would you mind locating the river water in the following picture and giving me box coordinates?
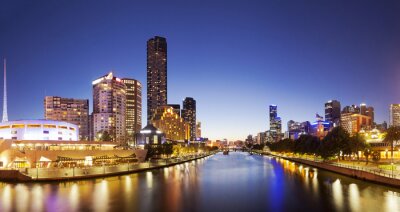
[1,152,400,212]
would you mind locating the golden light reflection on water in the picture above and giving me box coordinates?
[348,183,360,211]
[385,191,400,211]
[93,180,109,212]
[332,179,343,211]
[69,183,79,212]
[15,184,29,212]
[31,184,43,212]
[1,184,11,212]
[146,171,153,188]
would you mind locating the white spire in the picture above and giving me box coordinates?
[2,58,8,122]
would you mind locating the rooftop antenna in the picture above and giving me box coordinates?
[2,58,8,122]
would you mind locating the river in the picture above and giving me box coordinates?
[1,152,400,211]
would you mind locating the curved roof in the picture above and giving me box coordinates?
[0,119,78,128]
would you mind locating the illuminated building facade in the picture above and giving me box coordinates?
[0,120,78,141]
[121,78,142,143]
[0,139,147,168]
[342,104,360,114]
[151,106,190,141]
[287,120,310,140]
[167,104,181,116]
[311,114,330,139]
[196,122,201,139]
[92,72,126,143]
[325,100,341,127]
[182,97,196,141]
[340,113,372,136]
[147,36,167,123]
[136,124,166,146]
[269,105,282,141]
[390,104,400,127]
[44,96,89,140]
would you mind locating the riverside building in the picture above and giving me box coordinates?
[147,36,168,123]
[92,72,127,144]
[121,78,142,145]
[44,96,89,140]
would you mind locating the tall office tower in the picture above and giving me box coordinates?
[325,100,341,126]
[196,122,201,138]
[269,105,281,133]
[342,104,360,114]
[366,106,374,123]
[269,105,282,141]
[390,104,400,127]
[122,78,142,143]
[360,103,367,115]
[147,36,167,123]
[182,97,196,141]
[92,72,126,144]
[44,96,89,140]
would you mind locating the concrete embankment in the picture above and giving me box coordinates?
[0,153,216,182]
[266,153,400,188]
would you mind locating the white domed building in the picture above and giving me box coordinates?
[0,120,79,141]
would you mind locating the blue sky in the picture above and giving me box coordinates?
[1,0,400,140]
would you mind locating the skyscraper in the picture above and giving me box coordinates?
[44,96,89,140]
[325,100,341,127]
[147,36,167,123]
[360,103,367,115]
[182,97,196,141]
[269,105,282,141]
[366,106,374,123]
[92,72,126,144]
[2,59,8,123]
[390,104,400,127]
[122,78,142,143]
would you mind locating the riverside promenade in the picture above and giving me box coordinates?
[263,151,400,188]
[0,152,217,182]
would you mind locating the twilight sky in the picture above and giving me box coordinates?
[1,0,400,140]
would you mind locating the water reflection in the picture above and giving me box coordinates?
[1,184,11,212]
[0,153,400,212]
[93,180,109,212]
[349,183,360,211]
[69,183,79,212]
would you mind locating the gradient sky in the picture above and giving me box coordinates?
[1,0,400,140]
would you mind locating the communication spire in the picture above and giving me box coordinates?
[2,58,8,122]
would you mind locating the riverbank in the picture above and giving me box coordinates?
[0,152,217,182]
[264,151,400,188]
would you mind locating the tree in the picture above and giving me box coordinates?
[96,130,112,142]
[383,126,400,161]
[349,133,367,161]
[320,127,351,160]
[162,143,174,157]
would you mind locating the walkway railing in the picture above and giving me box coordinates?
[16,152,216,180]
[261,151,400,180]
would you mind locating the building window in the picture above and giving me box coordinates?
[58,137,62,140]
[43,130,49,134]
[58,132,62,135]
[11,130,17,135]
[11,137,17,140]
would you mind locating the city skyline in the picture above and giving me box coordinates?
[1,1,400,140]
